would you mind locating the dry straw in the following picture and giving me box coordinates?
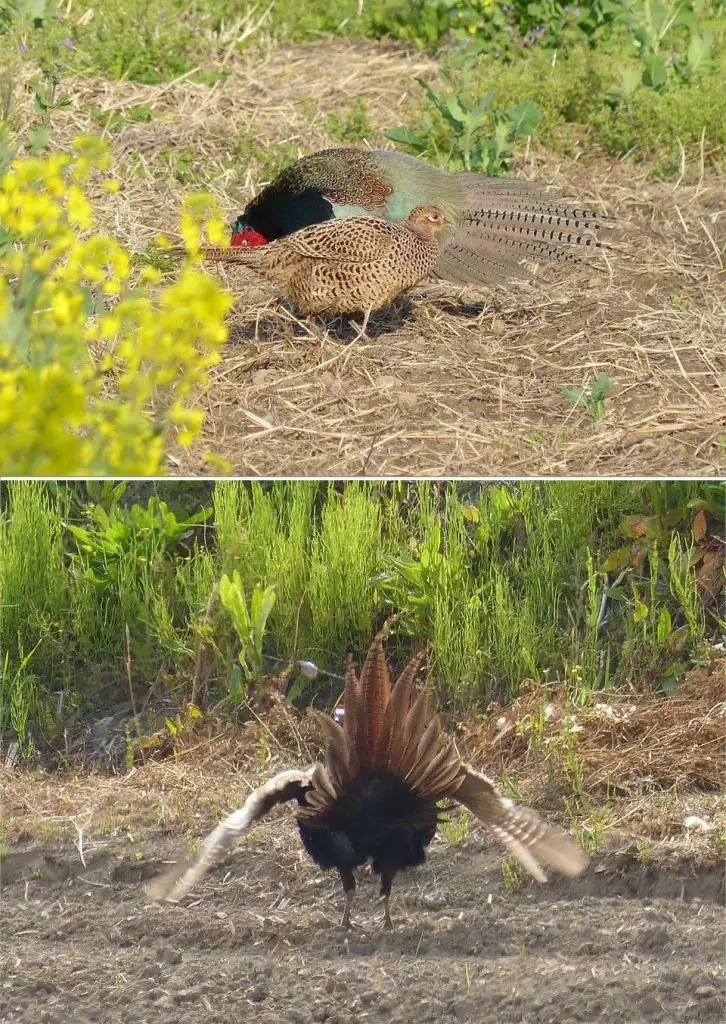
[6,40,726,475]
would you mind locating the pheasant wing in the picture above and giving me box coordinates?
[146,768,313,903]
[450,766,589,882]
[282,217,395,263]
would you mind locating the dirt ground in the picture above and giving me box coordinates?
[1,826,724,1024]
[12,40,726,477]
[2,668,724,1022]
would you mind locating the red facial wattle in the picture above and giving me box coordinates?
[231,225,268,248]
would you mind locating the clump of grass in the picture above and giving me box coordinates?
[325,97,374,144]
[440,807,470,846]
[501,856,529,893]
[0,479,720,751]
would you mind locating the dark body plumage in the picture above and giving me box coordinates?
[298,768,437,876]
[150,633,588,928]
[232,147,611,287]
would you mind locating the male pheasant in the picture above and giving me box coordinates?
[230,147,610,286]
[149,632,588,929]
[178,204,447,334]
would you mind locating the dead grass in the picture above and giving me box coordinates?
[463,655,725,794]
[9,40,726,476]
[3,657,724,870]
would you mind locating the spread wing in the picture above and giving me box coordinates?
[448,766,589,882]
[146,768,314,903]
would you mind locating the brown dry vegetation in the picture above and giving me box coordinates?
[11,40,725,477]
[3,655,724,866]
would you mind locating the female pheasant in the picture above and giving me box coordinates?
[149,633,588,929]
[178,204,447,334]
[230,147,610,286]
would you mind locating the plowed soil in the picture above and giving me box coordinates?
[2,833,723,1024]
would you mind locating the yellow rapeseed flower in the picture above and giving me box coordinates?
[0,141,232,475]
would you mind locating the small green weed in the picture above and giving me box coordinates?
[387,63,540,175]
[564,797,610,854]
[439,806,470,846]
[92,104,153,133]
[635,837,656,862]
[219,571,277,687]
[562,372,612,421]
[501,856,529,893]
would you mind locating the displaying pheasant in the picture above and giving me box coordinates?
[175,205,447,334]
[149,633,588,928]
[230,147,610,286]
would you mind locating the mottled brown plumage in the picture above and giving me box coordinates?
[175,205,446,327]
[149,632,588,929]
[231,148,612,286]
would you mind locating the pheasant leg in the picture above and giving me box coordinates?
[351,307,372,343]
[380,870,395,930]
[339,867,356,929]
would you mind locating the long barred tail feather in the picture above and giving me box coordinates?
[436,176,612,285]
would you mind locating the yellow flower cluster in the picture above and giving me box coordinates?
[0,138,233,475]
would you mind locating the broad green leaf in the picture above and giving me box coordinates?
[642,53,668,89]
[602,546,631,571]
[507,100,541,137]
[562,387,588,407]
[632,599,649,623]
[656,605,672,643]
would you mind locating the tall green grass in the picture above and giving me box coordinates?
[0,479,721,752]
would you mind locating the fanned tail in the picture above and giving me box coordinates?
[437,175,613,285]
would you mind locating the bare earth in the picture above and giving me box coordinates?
[2,674,724,1022]
[1,831,724,1024]
[13,40,725,477]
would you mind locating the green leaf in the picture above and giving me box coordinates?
[656,605,672,643]
[416,77,463,130]
[619,68,642,97]
[632,599,649,623]
[686,31,714,76]
[506,99,541,137]
[562,387,587,407]
[17,0,48,20]
[384,126,425,150]
[602,546,631,571]
[591,372,612,400]
[642,52,668,89]
[26,125,50,154]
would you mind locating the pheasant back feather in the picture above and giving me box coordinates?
[178,208,446,316]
